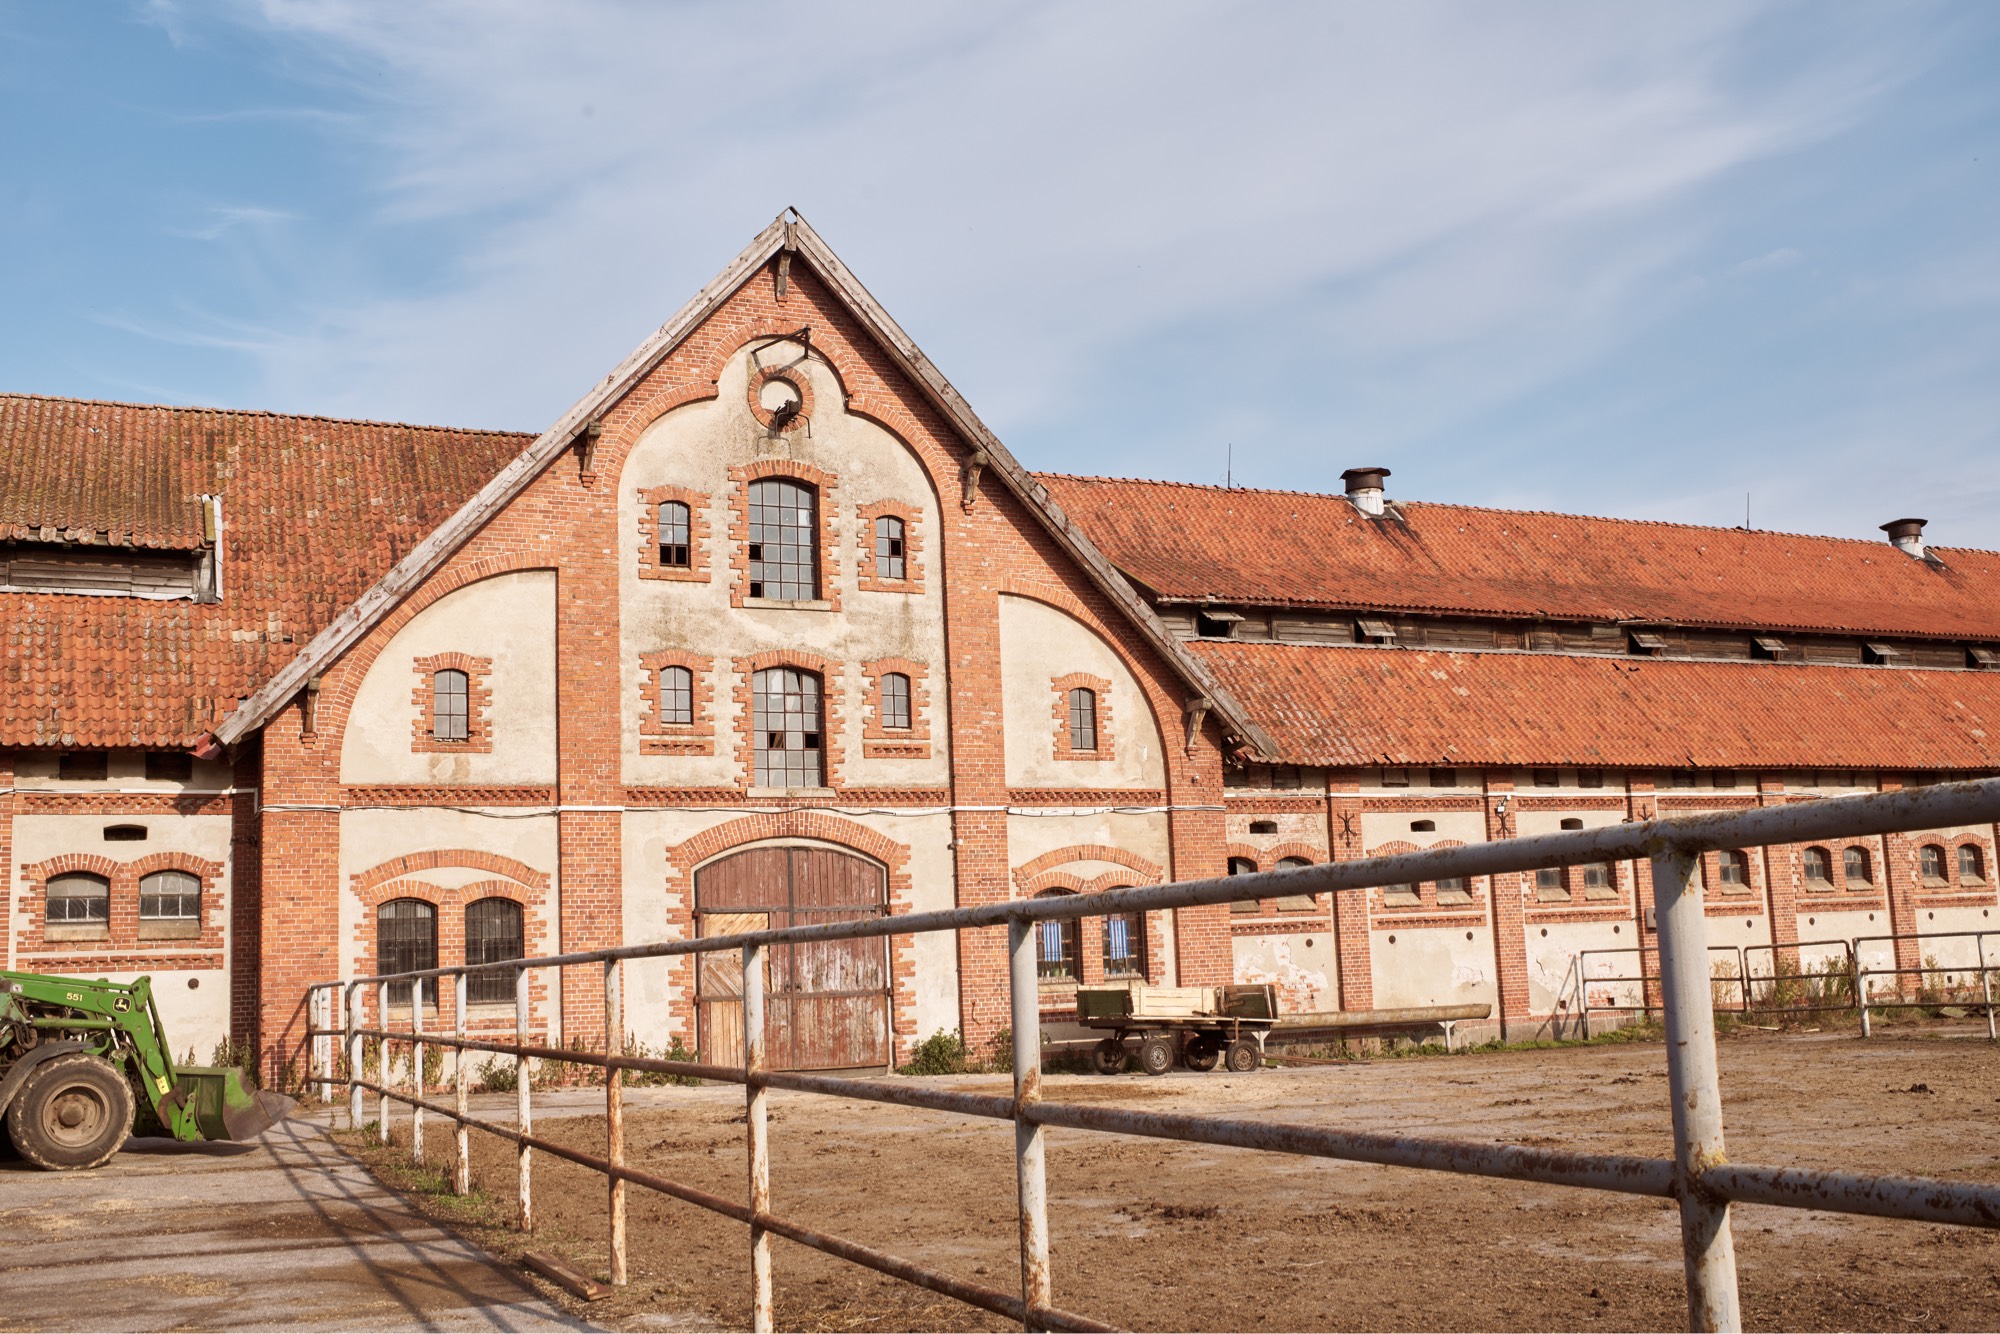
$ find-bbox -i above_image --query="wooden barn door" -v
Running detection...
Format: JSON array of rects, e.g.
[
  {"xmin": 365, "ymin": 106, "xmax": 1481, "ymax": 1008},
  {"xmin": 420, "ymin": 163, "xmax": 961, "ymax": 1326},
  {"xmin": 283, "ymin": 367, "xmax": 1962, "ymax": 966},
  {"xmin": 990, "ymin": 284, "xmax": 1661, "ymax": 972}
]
[{"xmin": 695, "ymin": 846, "xmax": 889, "ymax": 1071}]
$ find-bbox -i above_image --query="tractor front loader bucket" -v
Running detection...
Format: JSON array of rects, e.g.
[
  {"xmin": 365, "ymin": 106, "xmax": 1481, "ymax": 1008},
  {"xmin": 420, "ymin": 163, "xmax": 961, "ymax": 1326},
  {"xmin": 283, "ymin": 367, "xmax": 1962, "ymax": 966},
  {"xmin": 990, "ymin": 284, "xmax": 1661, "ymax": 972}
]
[{"xmin": 175, "ymin": 1067, "xmax": 297, "ymax": 1141}]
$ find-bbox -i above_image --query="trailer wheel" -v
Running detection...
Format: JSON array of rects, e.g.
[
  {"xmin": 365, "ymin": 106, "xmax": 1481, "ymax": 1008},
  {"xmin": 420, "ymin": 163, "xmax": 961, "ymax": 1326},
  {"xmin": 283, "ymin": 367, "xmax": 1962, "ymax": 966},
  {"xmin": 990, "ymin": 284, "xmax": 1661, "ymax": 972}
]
[
  {"xmin": 1183, "ymin": 1038, "xmax": 1221, "ymax": 1072},
  {"xmin": 1224, "ymin": 1038, "xmax": 1262, "ymax": 1073},
  {"xmin": 1090, "ymin": 1039, "xmax": 1128, "ymax": 1076},
  {"xmin": 8, "ymin": 1052, "xmax": 134, "ymax": 1171},
  {"xmin": 1138, "ymin": 1036, "xmax": 1176, "ymax": 1076}
]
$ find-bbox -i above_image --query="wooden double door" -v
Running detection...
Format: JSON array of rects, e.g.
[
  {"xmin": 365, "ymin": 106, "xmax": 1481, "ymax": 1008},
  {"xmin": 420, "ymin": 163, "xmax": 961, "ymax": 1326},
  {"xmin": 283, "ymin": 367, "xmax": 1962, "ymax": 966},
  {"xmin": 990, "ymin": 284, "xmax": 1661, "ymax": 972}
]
[{"xmin": 695, "ymin": 846, "xmax": 890, "ymax": 1071}]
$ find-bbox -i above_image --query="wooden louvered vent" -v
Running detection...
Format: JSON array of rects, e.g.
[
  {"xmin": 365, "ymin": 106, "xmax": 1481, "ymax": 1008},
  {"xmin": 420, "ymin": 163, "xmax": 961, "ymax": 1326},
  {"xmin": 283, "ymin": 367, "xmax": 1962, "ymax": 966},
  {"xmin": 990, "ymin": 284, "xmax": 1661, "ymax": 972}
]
[{"xmin": 1, "ymin": 543, "xmax": 198, "ymax": 598}]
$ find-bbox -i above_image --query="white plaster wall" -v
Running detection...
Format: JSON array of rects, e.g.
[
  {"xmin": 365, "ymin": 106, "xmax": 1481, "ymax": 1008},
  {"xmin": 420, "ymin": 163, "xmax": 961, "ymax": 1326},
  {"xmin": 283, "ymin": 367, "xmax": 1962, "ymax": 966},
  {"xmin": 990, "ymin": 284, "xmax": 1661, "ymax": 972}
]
[
  {"xmin": 1372, "ymin": 924, "xmax": 1497, "ymax": 1011},
  {"xmin": 998, "ymin": 596, "xmax": 1166, "ymax": 789},
  {"xmin": 340, "ymin": 570, "xmax": 558, "ymax": 785},
  {"xmin": 7, "ymin": 812, "xmax": 234, "ymax": 1054},
  {"xmin": 1234, "ymin": 931, "xmax": 1338, "ymax": 1013},
  {"xmin": 617, "ymin": 345, "xmax": 951, "ymax": 789},
  {"xmin": 1361, "ymin": 808, "xmax": 1487, "ymax": 848}
]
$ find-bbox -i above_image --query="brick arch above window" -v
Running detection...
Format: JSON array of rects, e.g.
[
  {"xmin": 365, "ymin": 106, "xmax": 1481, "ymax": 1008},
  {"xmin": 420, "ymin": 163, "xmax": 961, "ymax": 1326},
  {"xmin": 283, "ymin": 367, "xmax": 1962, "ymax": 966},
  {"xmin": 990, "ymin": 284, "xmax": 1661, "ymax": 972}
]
[
  {"xmin": 1012, "ymin": 843, "xmax": 1164, "ymax": 891},
  {"xmin": 350, "ymin": 849, "xmax": 550, "ymax": 902}
]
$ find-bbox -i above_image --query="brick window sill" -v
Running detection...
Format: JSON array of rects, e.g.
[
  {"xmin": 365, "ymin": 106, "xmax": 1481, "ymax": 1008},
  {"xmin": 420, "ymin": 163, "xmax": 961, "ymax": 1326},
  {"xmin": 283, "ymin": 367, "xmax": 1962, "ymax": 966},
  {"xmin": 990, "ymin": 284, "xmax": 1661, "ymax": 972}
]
[{"xmin": 743, "ymin": 597, "xmax": 834, "ymax": 613}]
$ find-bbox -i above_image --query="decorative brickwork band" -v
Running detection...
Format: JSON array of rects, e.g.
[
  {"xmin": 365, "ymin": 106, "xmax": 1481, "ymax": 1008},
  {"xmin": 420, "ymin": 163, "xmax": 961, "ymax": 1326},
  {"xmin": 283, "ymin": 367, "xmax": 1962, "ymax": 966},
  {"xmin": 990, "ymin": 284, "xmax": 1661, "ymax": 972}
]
[
  {"xmin": 410, "ymin": 652, "xmax": 494, "ymax": 753},
  {"xmin": 634, "ymin": 485, "xmax": 713, "ymax": 583},
  {"xmin": 639, "ymin": 651, "xmax": 718, "ymax": 756}
]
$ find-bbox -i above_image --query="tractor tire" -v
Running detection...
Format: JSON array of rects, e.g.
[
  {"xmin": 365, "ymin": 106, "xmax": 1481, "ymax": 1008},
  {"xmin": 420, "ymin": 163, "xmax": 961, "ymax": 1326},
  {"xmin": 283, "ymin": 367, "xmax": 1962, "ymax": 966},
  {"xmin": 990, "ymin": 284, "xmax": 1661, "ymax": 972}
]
[
  {"xmin": 1138, "ymin": 1036, "xmax": 1176, "ymax": 1077},
  {"xmin": 1091, "ymin": 1039, "xmax": 1128, "ymax": 1076},
  {"xmin": 7, "ymin": 1052, "xmax": 134, "ymax": 1171},
  {"xmin": 1224, "ymin": 1038, "xmax": 1262, "ymax": 1073},
  {"xmin": 1183, "ymin": 1038, "xmax": 1221, "ymax": 1072}
]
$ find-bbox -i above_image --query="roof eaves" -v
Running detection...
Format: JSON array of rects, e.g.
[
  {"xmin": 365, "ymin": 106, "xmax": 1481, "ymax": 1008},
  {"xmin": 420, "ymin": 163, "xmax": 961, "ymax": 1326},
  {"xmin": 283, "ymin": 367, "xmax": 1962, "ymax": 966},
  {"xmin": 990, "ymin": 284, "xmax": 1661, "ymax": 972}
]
[{"xmin": 211, "ymin": 214, "xmax": 795, "ymax": 746}]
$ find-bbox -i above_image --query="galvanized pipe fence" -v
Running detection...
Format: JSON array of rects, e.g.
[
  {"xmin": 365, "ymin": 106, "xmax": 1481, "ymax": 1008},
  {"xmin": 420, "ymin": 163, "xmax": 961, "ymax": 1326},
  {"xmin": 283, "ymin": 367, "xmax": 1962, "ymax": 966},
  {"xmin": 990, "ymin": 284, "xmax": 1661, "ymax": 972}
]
[{"xmin": 305, "ymin": 779, "xmax": 2000, "ymax": 1334}]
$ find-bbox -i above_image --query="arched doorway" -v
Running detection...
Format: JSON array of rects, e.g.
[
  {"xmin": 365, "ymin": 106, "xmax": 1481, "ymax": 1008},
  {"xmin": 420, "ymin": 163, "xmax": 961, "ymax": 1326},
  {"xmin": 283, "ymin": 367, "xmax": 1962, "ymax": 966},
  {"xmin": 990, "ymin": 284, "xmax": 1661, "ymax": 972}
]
[{"xmin": 695, "ymin": 845, "xmax": 889, "ymax": 1070}]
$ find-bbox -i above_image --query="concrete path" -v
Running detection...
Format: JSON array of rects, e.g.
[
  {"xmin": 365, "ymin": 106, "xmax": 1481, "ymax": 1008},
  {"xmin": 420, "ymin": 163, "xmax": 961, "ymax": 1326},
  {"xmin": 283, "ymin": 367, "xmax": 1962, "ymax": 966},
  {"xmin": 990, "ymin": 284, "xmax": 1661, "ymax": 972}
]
[{"xmin": 0, "ymin": 1119, "xmax": 591, "ymax": 1331}]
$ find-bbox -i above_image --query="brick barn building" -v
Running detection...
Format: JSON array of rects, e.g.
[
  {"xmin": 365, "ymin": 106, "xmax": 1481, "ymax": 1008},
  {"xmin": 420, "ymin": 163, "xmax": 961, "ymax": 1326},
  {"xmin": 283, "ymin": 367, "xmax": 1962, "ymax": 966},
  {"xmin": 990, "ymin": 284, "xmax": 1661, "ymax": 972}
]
[{"xmin": 3, "ymin": 213, "xmax": 1997, "ymax": 1082}]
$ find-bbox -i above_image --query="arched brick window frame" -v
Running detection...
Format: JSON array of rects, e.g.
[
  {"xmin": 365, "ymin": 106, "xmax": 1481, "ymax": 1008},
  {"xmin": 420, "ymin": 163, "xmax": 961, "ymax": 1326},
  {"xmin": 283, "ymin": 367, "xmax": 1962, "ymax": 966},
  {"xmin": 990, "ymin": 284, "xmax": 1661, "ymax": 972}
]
[
  {"xmin": 16, "ymin": 851, "xmax": 225, "ymax": 959},
  {"xmin": 1954, "ymin": 837, "xmax": 1993, "ymax": 893},
  {"xmin": 411, "ymin": 652, "xmax": 494, "ymax": 753},
  {"xmin": 1014, "ymin": 846, "xmax": 1166, "ymax": 989},
  {"xmin": 1051, "ymin": 673, "xmax": 1114, "ymax": 762},
  {"xmin": 856, "ymin": 500, "xmax": 924, "ymax": 593},
  {"xmin": 639, "ymin": 651, "xmax": 717, "ymax": 755},
  {"xmin": 636, "ymin": 484, "xmax": 713, "ymax": 582},
  {"xmin": 861, "ymin": 657, "xmax": 931, "ymax": 760},
  {"xmin": 349, "ymin": 857, "xmax": 549, "ymax": 1025},
  {"xmin": 732, "ymin": 650, "xmax": 842, "ymax": 791},
  {"xmin": 726, "ymin": 460, "xmax": 842, "ymax": 610}
]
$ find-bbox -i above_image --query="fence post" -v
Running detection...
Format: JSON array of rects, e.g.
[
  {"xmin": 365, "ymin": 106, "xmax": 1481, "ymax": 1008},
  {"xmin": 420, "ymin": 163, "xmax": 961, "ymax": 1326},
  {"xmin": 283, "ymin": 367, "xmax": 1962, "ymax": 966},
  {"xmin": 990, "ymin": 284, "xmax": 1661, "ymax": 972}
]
[
  {"xmin": 455, "ymin": 970, "xmax": 470, "ymax": 1195},
  {"xmin": 412, "ymin": 981, "xmax": 427, "ymax": 1167},
  {"xmin": 1652, "ymin": 845, "xmax": 1741, "ymax": 1333},
  {"xmin": 744, "ymin": 941, "xmax": 773, "ymax": 1333},
  {"xmin": 346, "ymin": 983, "xmax": 362, "ymax": 1132},
  {"xmin": 377, "ymin": 980, "xmax": 392, "ymax": 1146},
  {"xmin": 516, "ymin": 964, "xmax": 532, "ymax": 1233},
  {"xmin": 606, "ymin": 957, "xmax": 627, "ymax": 1288},
  {"xmin": 1009, "ymin": 915, "xmax": 1052, "ymax": 1330},
  {"xmin": 1857, "ymin": 959, "xmax": 1872, "ymax": 1038}
]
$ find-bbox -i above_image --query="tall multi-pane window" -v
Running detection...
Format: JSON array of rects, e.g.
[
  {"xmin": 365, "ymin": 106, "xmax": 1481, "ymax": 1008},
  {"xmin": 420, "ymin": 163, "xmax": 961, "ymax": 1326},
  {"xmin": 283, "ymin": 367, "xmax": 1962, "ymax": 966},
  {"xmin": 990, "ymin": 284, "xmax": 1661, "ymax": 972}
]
[
  {"xmin": 747, "ymin": 479, "xmax": 818, "ymax": 600},
  {"xmin": 1844, "ymin": 846, "xmax": 1873, "ymax": 888},
  {"xmin": 1960, "ymin": 845, "xmax": 1987, "ymax": 884},
  {"xmin": 433, "ymin": 669, "xmax": 469, "ymax": 742},
  {"xmin": 658, "ymin": 501, "xmax": 691, "ymax": 569},
  {"xmin": 753, "ymin": 667, "xmax": 824, "ymax": 787},
  {"xmin": 1068, "ymin": 688, "xmax": 1098, "ymax": 751},
  {"xmin": 874, "ymin": 515, "xmax": 906, "ymax": 581},
  {"xmin": 1227, "ymin": 856, "xmax": 1258, "ymax": 913},
  {"xmin": 660, "ymin": 666, "xmax": 694, "ymax": 726},
  {"xmin": 880, "ymin": 672, "xmax": 912, "ymax": 730},
  {"xmin": 1802, "ymin": 846, "xmax": 1833, "ymax": 888},
  {"xmin": 378, "ymin": 899, "xmax": 438, "ymax": 1006},
  {"xmin": 47, "ymin": 872, "xmax": 109, "ymax": 925},
  {"xmin": 139, "ymin": 870, "xmax": 200, "ymax": 937},
  {"xmin": 1103, "ymin": 908, "xmax": 1145, "ymax": 978},
  {"xmin": 465, "ymin": 898, "xmax": 524, "ymax": 1004},
  {"xmin": 1919, "ymin": 844, "xmax": 1948, "ymax": 884}
]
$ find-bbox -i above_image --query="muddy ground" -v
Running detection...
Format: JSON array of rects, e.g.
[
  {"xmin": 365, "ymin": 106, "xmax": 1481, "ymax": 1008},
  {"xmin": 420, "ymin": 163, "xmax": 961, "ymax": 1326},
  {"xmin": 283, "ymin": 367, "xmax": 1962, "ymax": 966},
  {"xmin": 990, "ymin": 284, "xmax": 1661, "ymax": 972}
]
[{"xmin": 352, "ymin": 1028, "xmax": 2000, "ymax": 1331}]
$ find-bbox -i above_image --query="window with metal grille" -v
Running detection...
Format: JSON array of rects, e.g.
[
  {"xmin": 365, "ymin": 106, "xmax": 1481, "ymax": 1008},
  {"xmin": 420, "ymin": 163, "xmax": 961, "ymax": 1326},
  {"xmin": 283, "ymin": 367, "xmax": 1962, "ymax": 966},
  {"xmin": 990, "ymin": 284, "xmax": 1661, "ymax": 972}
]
[
  {"xmin": 1581, "ymin": 862, "xmax": 1617, "ymax": 900},
  {"xmin": 1843, "ymin": 846, "xmax": 1872, "ymax": 888},
  {"xmin": 139, "ymin": 870, "xmax": 200, "ymax": 937},
  {"xmin": 874, "ymin": 515, "xmax": 906, "ymax": 581},
  {"xmin": 1274, "ymin": 856, "xmax": 1316, "ymax": 911},
  {"xmin": 1717, "ymin": 850, "xmax": 1750, "ymax": 893},
  {"xmin": 377, "ymin": 898, "xmax": 438, "ymax": 1006},
  {"xmin": 747, "ymin": 479, "xmax": 818, "ymax": 600},
  {"xmin": 658, "ymin": 501, "xmax": 691, "ymax": 568},
  {"xmin": 880, "ymin": 672, "xmax": 912, "ymax": 730},
  {"xmin": 47, "ymin": 872, "xmax": 109, "ymax": 924},
  {"xmin": 753, "ymin": 667, "xmax": 824, "ymax": 787},
  {"xmin": 1919, "ymin": 844, "xmax": 1948, "ymax": 885},
  {"xmin": 1802, "ymin": 846, "xmax": 1833, "ymax": 888},
  {"xmin": 1534, "ymin": 866, "xmax": 1567, "ymax": 901},
  {"xmin": 432, "ymin": 669, "xmax": 469, "ymax": 742},
  {"xmin": 660, "ymin": 665, "xmax": 694, "ymax": 726},
  {"xmin": 1227, "ymin": 857, "xmax": 1258, "ymax": 913},
  {"xmin": 1103, "ymin": 908, "xmax": 1144, "ymax": 979},
  {"xmin": 465, "ymin": 898, "xmax": 524, "ymax": 1004},
  {"xmin": 1034, "ymin": 890, "xmax": 1080, "ymax": 981},
  {"xmin": 1067, "ymin": 688, "xmax": 1097, "ymax": 751},
  {"xmin": 1960, "ymin": 845, "xmax": 1987, "ymax": 884}
]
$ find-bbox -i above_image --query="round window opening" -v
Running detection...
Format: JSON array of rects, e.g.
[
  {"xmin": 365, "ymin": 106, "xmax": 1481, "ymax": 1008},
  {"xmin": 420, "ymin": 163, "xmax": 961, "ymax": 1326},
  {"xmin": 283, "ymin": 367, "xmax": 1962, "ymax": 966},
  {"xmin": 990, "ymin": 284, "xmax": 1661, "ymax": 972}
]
[{"xmin": 759, "ymin": 377, "xmax": 802, "ymax": 414}]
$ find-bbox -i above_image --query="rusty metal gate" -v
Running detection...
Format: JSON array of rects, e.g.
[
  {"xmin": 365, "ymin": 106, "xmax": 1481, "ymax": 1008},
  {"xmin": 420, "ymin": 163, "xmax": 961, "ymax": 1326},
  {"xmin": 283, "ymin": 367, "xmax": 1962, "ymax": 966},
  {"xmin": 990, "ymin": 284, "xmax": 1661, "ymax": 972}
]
[{"xmin": 697, "ymin": 846, "xmax": 889, "ymax": 1071}]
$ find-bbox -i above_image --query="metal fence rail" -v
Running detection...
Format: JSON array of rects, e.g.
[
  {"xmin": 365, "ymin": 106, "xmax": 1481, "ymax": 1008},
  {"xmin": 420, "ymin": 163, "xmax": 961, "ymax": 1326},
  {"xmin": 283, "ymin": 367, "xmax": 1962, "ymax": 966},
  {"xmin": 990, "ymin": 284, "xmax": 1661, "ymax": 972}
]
[{"xmin": 306, "ymin": 779, "xmax": 2000, "ymax": 1334}]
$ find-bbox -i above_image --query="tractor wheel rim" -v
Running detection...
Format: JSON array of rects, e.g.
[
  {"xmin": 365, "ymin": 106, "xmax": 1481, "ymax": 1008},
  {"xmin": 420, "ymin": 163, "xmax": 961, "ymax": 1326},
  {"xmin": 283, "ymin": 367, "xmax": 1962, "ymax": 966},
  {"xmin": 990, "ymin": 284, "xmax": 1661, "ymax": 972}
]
[{"xmin": 45, "ymin": 1087, "xmax": 107, "ymax": 1147}]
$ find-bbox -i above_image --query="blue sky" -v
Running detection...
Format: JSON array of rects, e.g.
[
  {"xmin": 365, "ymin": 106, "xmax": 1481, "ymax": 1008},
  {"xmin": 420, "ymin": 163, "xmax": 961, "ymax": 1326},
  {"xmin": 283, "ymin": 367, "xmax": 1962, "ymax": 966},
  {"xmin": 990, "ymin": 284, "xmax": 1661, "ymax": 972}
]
[{"xmin": 3, "ymin": 2, "xmax": 1996, "ymax": 548}]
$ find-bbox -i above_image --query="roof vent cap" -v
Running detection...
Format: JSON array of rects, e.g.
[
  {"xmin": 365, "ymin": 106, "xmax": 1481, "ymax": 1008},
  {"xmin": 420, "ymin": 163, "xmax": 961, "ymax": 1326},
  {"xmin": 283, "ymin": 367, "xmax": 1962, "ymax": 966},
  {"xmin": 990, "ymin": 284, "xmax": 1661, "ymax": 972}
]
[
  {"xmin": 1341, "ymin": 466, "xmax": 1391, "ymax": 517},
  {"xmin": 1880, "ymin": 517, "xmax": 1927, "ymax": 559}
]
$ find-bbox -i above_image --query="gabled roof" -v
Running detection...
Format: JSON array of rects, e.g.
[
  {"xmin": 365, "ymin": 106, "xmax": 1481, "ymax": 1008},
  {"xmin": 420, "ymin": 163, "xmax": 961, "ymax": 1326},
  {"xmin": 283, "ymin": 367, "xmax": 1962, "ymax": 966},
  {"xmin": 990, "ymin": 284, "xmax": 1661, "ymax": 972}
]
[
  {"xmin": 0, "ymin": 397, "xmax": 530, "ymax": 748},
  {"xmin": 212, "ymin": 213, "xmax": 1276, "ymax": 757},
  {"xmin": 1039, "ymin": 475, "xmax": 2000, "ymax": 642},
  {"xmin": 1193, "ymin": 639, "xmax": 2000, "ymax": 771}
]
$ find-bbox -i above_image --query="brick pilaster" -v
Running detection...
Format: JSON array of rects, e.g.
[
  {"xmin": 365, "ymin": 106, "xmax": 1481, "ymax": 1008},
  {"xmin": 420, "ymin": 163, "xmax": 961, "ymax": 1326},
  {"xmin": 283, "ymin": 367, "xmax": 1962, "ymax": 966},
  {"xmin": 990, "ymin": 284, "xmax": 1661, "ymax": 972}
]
[
  {"xmin": 1326, "ymin": 774, "xmax": 1372, "ymax": 1010},
  {"xmin": 1758, "ymin": 774, "xmax": 1800, "ymax": 982},
  {"xmin": 1485, "ymin": 773, "xmax": 1532, "ymax": 1038}
]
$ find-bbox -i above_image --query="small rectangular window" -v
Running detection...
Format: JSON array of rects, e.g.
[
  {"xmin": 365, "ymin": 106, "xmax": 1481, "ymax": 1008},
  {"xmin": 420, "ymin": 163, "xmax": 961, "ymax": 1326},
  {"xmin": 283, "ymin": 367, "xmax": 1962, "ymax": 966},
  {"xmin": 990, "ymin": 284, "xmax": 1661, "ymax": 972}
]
[
  {"xmin": 145, "ymin": 752, "xmax": 194, "ymax": 782},
  {"xmin": 1971, "ymin": 647, "xmax": 1999, "ymax": 669},
  {"xmin": 660, "ymin": 666, "xmax": 694, "ymax": 726},
  {"xmin": 1630, "ymin": 632, "xmax": 1668, "ymax": 654},
  {"xmin": 658, "ymin": 501, "xmax": 692, "ymax": 568},
  {"xmin": 1753, "ymin": 635, "xmax": 1787, "ymax": 658},
  {"xmin": 433, "ymin": 670, "xmax": 470, "ymax": 742},
  {"xmin": 1533, "ymin": 769, "xmax": 1560, "ymax": 788},
  {"xmin": 59, "ymin": 752, "xmax": 108, "ymax": 781},
  {"xmin": 1581, "ymin": 863, "xmax": 1616, "ymax": 900},
  {"xmin": 1068, "ymin": 688, "xmax": 1098, "ymax": 752},
  {"xmin": 1357, "ymin": 618, "xmax": 1396, "ymax": 643},
  {"xmin": 881, "ymin": 673, "xmax": 912, "ymax": 730},
  {"xmin": 1380, "ymin": 767, "xmax": 1411, "ymax": 787},
  {"xmin": 1534, "ymin": 867, "xmax": 1567, "ymax": 901},
  {"xmin": 1428, "ymin": 767, "xmax": 1458, "ymax": 788},
  {"xmin": 1435, "ymin": 876, "xmax": 1473, "ymax": 905},
  {"xmin": 1270, "ymin": 765, "xmax": 1303, "ymax": 790},
  {"xmin": 1577, "ymin": 768, "xmax": 1605, "ymax": 789},
  {"xmin": 1864, "ymin": 642, "xmax": 1901, "ymax": 664},
  {"xmin": 874, "ymin": 515, "xmax": 907, "ymax": 581}
]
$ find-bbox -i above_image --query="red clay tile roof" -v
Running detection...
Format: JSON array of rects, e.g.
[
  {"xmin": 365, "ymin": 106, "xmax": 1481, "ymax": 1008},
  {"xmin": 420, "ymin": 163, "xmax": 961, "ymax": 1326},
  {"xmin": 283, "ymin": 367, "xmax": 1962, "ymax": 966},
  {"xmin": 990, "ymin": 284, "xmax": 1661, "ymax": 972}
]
[
  {"xmin": 0, "ymin": 395, "xmax": 530, "ymax": 748},
  {"xmin": 1039, "ymin": 475, "xmax": 2000, "ymax": 642},
  {"xmin": 1192, "ymin": 640, "xmax": 2000, "ymax": 771}
]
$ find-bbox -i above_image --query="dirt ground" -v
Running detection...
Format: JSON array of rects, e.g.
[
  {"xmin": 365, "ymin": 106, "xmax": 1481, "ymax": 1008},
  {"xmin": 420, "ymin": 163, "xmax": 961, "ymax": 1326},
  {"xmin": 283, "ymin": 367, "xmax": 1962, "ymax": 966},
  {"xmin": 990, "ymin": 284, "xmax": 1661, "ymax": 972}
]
[{"xmin": 353, "ymin": 1028, "xmax": 2000, "ymax": 1332}]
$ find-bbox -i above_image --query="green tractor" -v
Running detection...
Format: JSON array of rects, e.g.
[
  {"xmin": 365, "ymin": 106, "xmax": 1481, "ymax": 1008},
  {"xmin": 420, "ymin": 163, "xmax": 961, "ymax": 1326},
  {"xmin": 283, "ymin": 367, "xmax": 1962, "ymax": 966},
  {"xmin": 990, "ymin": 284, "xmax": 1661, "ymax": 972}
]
[{"xmin": 0, "ymin": 970, "xmax": 294, "ymax": 1170}]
